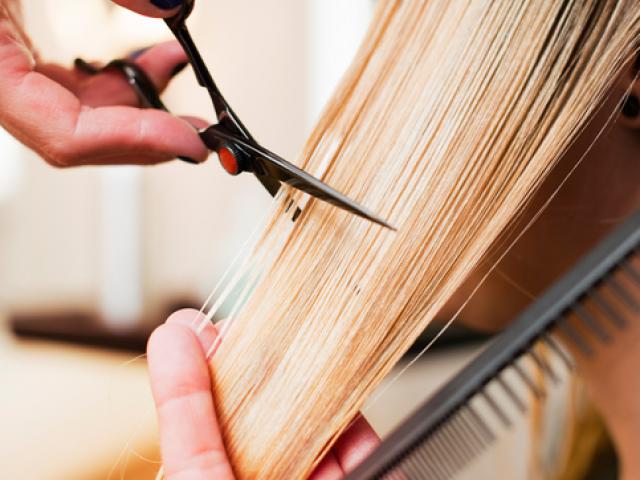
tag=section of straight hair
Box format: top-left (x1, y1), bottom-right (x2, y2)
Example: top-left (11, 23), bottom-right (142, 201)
top-left (202, 1), bottom-right (640, 478)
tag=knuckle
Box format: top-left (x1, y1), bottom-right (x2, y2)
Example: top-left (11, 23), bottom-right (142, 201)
top-left (168, 449), bottom-right (233, 480)
top-left (41, 141), bottom-right (79, 168)
top-left (157, 388), bottom-right (211, 413)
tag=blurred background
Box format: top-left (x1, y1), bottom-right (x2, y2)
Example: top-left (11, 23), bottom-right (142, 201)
top-left (0, 0), bottom-right (374, 477)
top-left (0, 1), bottom-right (611, 479)
top-left (0, 0), bottom-right (375, 331)
top-left (0, 1), bottom-right (386, 478)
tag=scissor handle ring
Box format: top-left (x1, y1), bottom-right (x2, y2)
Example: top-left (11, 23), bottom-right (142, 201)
top-left (165, 0), bottom-right (195, 30)
top-left (74, 57), bottom-right (199, 165)
top-left (75, 58), bottom-right (166, 110)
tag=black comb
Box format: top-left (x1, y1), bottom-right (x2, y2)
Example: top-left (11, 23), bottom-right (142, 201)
top-left (347, 209), bottom-right (640, 480)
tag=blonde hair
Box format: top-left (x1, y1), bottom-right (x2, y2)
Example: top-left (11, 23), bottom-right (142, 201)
top-left (199, 1), bottom-right (640, 478)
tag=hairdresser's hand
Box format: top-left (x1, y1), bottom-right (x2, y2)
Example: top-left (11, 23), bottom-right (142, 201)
top-left (0, 9), bottom-right (208, 166)
top-left (148, 309), bottom-right (380, 480)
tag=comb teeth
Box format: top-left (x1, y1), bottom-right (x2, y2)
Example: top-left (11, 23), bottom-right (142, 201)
top-left (607, 275), bottom-right (639, 312)
top-left (588, 288), bottom-right (628, 329)
top-left (573, 301), bottom-right (612, 343)
top-left (543, 334), bottom-right (576, 370)
top-left (557, 316), bottom-right (594, 356)
top-left (382, 407), bottom-right (496, 480)
top-left (346, 212), bottom-right (640, 480)
top-left (557, 256), bottom-right (639, 359)
top-left (513, 359), bottom-right (546, 399)
top-left (621, 259), bottom-right (640, 284)
top-left (497, 374), bottom-right (527, 413)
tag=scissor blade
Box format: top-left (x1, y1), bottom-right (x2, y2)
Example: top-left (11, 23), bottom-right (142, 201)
top-left (255, 172), bottom-right (281, 197)
top-left (200, 126), bottom-right (395, 230)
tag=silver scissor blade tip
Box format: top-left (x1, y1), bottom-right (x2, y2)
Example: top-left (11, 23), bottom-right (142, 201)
top-left (382, 220), bottom-right (398, 231)
top-left (349, 205), bottom-right (396, 230)
top-left (368, 215), bottom-right (397, 231)
top-left (203, 128), bottom-right (398, 230)
top-left (330, 196), bottom-right (396, 231)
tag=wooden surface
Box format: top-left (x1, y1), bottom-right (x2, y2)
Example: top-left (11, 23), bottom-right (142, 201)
top-left (1, 322), bottom-right (563, 480)
top-left (0, 320), bottom-right (482, 480)
top-left (0, 323), bottom-right (160, 480)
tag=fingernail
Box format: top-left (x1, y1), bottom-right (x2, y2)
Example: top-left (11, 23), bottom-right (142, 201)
top-left (150, 0), bottom-right (184, 9)
top-left (170, 61), bottom-right (189, 78)
top-left (178, 155), bottom-right (199, 164)
top-left (128, 46), bottom-right (153, 60)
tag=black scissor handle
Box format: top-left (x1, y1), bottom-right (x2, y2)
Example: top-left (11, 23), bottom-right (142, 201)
top-left (75, 58), bottom-right (167, 110)
top-left (162, 1), bottom-right (254, 142)
top-left (160, 2), bottom-right (394, 229)
top-left (74, 57), bottom-right (199, 164)
top-left (164, 0), bottom-right (195, 30)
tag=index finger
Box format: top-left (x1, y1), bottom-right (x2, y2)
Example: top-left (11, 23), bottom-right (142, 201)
top-left (332, 415), bottom-right (380, 473)
top-left (0, 27), bottom-right (208, 166)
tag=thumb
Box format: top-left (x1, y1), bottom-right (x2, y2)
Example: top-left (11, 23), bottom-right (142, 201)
top-left (147, 315), bottom-right (235, 480)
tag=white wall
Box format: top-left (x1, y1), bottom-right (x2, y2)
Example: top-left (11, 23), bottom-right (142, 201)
top-left (307, 0), bottom-right (375, 127)
top-left (0, 0), bottom-right (375, 325)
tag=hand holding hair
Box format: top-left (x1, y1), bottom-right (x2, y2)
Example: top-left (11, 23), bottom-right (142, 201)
top-left (147, 310), bottom-right (380, 480)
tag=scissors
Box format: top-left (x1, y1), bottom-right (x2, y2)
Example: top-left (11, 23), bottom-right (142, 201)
top-left (76, 0), bottom-right (393, 230)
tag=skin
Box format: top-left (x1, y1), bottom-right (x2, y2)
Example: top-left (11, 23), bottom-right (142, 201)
top-left (0, 1), bottom-right (377, 477)
top-left (129, 14), bottom-right (634, 477)
top-left (147, 75), bottom-right (638, 478)
top-left (147, 310), bottom-right (380, 480)
top-left (442, 66), bottom-right (640, 332)
top-left (440, 62), bottom-right (640, 478)
top-left (0, 0), bottom-right (209, 167)
top-left (2, 0), bottom-right (636, 477)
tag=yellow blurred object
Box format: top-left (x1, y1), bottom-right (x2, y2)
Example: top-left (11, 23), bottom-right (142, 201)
top-left (0, 322), bottom-right (159, 480)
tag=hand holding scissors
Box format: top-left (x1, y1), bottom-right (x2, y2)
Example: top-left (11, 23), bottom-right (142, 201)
top-left (79, 0), bottom-right (394, 229)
